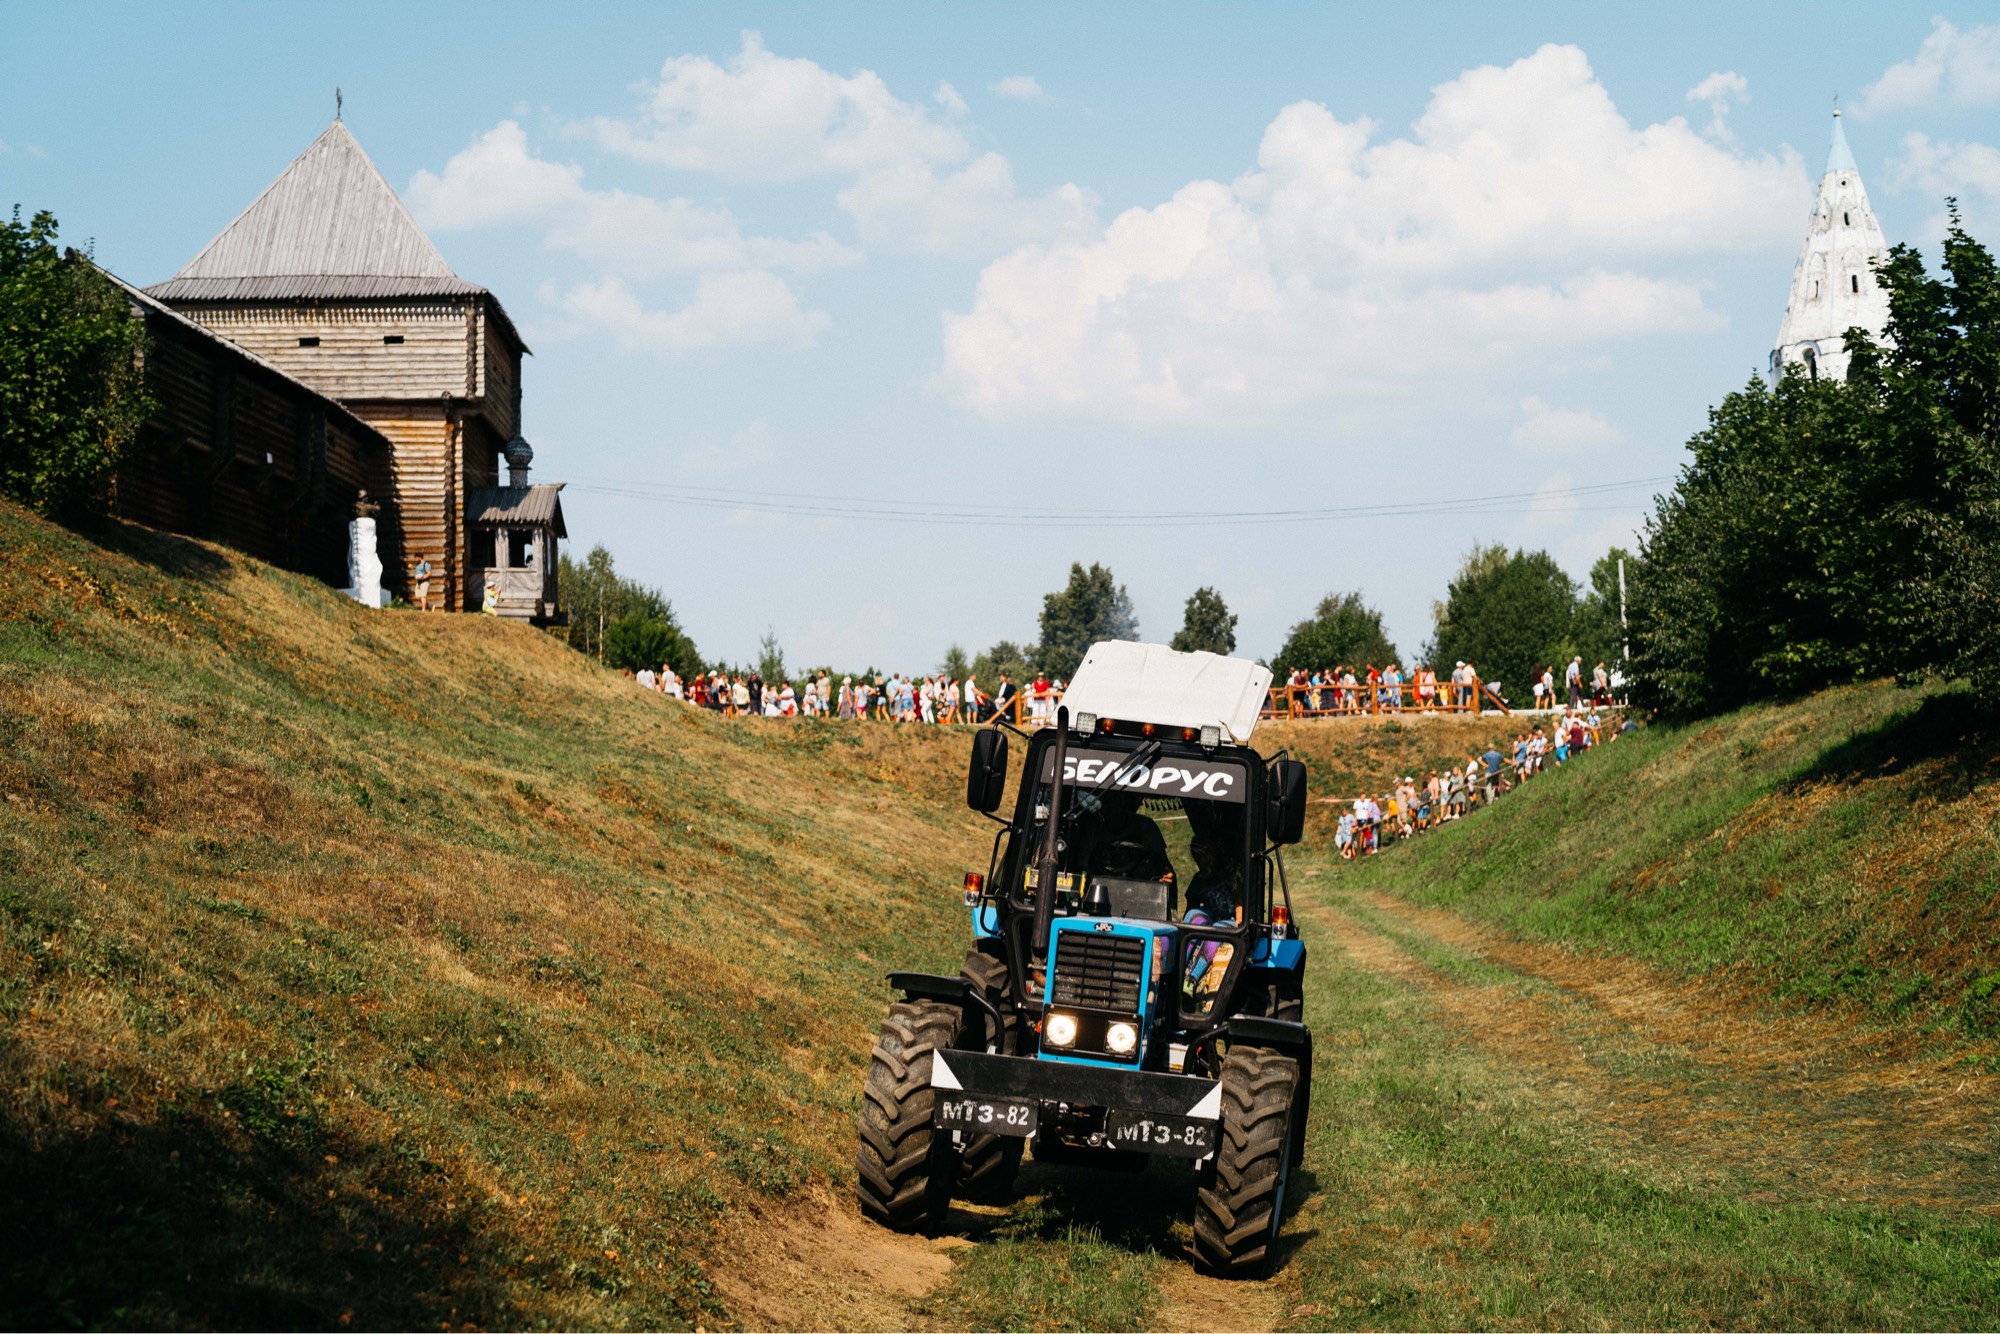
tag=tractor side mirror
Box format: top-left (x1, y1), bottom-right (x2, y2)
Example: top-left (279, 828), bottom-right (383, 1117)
top-left (1269, 759), bottom-right (1308, 845)
top-left (967, 729), bottom-right (1009, 813)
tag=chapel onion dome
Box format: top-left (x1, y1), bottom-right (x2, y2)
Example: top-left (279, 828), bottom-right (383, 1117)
top-left (504, 434), bottom-right (534, 484)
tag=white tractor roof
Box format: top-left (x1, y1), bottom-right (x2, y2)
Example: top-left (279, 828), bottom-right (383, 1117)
top-left (1059, 641), bottom-right (1272, 745)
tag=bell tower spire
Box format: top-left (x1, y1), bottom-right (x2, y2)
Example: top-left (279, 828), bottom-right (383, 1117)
top-left (1771, 109), bottom-right (1891, 382)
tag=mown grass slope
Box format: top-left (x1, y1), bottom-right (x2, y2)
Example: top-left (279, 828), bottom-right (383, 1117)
top-left (0, 502), bottom-right (991, 1329)
top-left (1346, 680), bottom-right (2000, 1052)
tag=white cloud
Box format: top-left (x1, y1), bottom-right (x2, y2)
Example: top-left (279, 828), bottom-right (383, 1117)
top-left (1858, 19), bottom-right (2000, 116)
top-left (992, 74), bottom-right (1045, 101)
top-left (1686, 70), bottom-right (1749, 142)
top-left (552, 273), bottom-right (827, 355)
top-left (1511, 396), bottom-right (1621, 454)
top-left (410, 121), bottom-right (857, 278)
top-left (1890, 130), bottom-right (2000, 238)
top-left (411, 121), bottom-right (846, 355)
top-left (589, 33), bottom-right (1095, 258)
top-left (939, 45), bottom-right (1790, 424)
top-left (680, 420), bottom-right (775, 475)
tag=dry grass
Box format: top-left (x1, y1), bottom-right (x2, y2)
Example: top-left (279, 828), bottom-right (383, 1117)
top-left (0, 503), bottom-right (989, 1329)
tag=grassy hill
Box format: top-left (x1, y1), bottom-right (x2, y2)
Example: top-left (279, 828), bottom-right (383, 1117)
top-left (1342, 679), bottom-right (2000, 1055)
top-left (8, 498), bottom-right (1994, 1330)
top-left (0, 503), bottom-right (1005, 1328)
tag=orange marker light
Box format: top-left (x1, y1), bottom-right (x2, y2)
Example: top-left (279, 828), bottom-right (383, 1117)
top-left (1273, 905), bottom-right (1291, 928)
top-left (1141, 723), bottom-right (1155, 738)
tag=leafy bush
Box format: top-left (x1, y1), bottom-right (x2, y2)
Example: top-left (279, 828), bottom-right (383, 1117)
top-left (0, 209), bottom-right (153, 518)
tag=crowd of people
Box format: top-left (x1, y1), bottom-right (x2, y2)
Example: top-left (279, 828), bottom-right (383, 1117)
top-left (626, 664), bottom-right (1069, 724)
top-left (1278, 655), bottom-right (1617, 715)
top-left (1334, 705), bottom-right (1636, 858)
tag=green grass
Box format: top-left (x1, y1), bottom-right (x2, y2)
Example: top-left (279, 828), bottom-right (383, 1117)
top-left (1335, 682), bottom-right (2000, 1046)
top-left (1279, 886), bottom-right (2000, 1330)
top-left (0, 504), bottom-right (990, 1329)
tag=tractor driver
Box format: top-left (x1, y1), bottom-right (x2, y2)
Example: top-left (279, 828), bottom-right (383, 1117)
top-left (1184, 834), bottom-right (1244, 926)
top-left (1074, 790), bottom-right (1175, 884)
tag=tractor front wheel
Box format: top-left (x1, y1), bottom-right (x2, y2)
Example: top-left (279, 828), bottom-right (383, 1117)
top-left (1191, 1046), bottom-right (1301, 1277)
top-left (855, 1000), bottom-right (962, 1232)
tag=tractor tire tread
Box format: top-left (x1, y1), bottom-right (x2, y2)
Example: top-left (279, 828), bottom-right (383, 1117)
top-left (1191, 1046), bottom-right (1300, 1279)
top-left (855, 1001), bottom-right (961, 1232)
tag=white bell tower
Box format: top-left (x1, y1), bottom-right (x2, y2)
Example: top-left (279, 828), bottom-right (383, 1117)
top-left (1771, 110), bottom-right (1892, 383)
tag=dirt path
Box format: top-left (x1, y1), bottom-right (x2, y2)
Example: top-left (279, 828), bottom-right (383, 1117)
top-left (710, 889), bottom-right (1997, 1330)
top-left (706, 1189), bottom-right (967, 1331)
top-left (1310, 886), bottom-right (2000, 1214)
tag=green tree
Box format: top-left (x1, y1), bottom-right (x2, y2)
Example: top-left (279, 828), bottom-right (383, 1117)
top-left (1270, 591), bottom-right (1397, 678)
top-left (1170, 586), bottom-right (1238, 655)
top-left (1628, 213), bottom-right (2000, 714)
top-left (556, 543), bottom-right (700, 674)
top-left (939, 643), bottom-right (970, 681)
top-left (972, 639), bottom-right (1033, 688)
top-left (1034, 562), bottom-right (1138, 678)
top-left (1424, 546), bottom-right (1579, 700)
top-left (604, 614), bottom-right (699, 676)
top-left (0, 209), bottom-right (153, 518)
top-left (755, 629), bottom-right (786, 684)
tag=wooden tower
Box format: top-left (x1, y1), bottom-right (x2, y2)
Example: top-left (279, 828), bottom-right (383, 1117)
top-left (146, 119), bottom-right (530, 611)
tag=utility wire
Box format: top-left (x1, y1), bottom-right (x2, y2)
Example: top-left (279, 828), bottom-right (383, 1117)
top-left (562, 474), bottom-right (1672, 530)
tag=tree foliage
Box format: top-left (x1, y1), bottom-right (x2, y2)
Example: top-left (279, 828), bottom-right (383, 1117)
top-left (1034, 562), bottom-right (1138, 678)
top-left (1170, 586), bottom-right (1238, 655)
top-left (1423, 547), bottom-right (1581, 697)
top-left (557, 544), bottom-right (701, 676)
top-left (0, 209), bottom-right (153, 518)
top-left (939, 643), bottom-right (970, 681)
top-left (1270, 591), bottom-right (1398, 678)
top-left (971, 639), bottom-right (1032, 688)
top-left (1629, 215), bottom-right (2000, 714)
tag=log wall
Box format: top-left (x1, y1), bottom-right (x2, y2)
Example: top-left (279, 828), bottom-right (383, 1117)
top-left (115, 311), bottom-right (390, 586)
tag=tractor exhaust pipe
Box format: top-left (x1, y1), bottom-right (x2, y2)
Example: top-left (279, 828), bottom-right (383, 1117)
top-left (1032, 705), bottom-right (1068, 957)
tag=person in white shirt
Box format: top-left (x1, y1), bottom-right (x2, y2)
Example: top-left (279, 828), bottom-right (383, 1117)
top-left (636, 668), bottom-right (656, 690)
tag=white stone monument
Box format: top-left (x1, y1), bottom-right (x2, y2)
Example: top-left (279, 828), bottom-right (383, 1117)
top-left (344, 491), bottom-right (389, 608)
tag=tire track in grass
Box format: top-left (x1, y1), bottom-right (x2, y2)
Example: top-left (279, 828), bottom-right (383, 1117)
top-left (1276, 879), bottom-right (2000, 1329)
top-left (1333, 887), bottom-right (2000, 1214)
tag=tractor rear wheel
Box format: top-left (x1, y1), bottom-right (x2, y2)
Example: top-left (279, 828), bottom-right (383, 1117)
top-left (955, 947), bottom-right (1025, 1200)
top-left (855, 1000), bottom-right (961, 1232)
top-left (1192, 1046), bottom-right (1301, 1278)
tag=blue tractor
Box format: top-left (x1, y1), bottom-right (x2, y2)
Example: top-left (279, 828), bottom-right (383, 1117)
top-left (856, 643), bottom-right (1311, 1276)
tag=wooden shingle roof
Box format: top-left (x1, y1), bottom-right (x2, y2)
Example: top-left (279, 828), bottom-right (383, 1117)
top-left (146, 120), bottom-right (486, 303)
top-left (467, 484), bottom-right (567, 538)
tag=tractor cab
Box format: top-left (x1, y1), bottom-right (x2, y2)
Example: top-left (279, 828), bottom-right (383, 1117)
top-left (858, 642), bottom-right (1313, 1277)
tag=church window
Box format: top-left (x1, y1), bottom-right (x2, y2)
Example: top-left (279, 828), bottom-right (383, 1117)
top-left (1851, 274), bottom-right (1859, 293)
top-left (382, 334), bottom-right (404, 345)
top-left (1843, 211), bottom-right (1850, 225)
top-left (1802, 346), bottom-right (1818, 379)
top-left (297, 336), bottom-right (319, 347)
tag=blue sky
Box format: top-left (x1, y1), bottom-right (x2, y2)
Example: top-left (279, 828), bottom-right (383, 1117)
top-left (7, 3), bottom-right (2000, 676)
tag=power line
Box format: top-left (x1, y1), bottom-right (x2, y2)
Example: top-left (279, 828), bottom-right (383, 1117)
top-left (562, 474), bottom-right (1672, 530)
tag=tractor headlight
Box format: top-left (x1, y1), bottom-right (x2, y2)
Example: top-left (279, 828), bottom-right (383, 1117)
top-left (1105, 1021), bottom-right (1138, 1055)
top-left (1044, 1013), bottom-right (1078, 1047)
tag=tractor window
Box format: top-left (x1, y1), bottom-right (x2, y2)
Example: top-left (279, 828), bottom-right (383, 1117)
top-left (1017, 744), bottom-right (1252, 929)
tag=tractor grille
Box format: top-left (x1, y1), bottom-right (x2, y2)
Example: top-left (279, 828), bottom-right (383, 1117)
top-left (1049, 932), bottom-right (1146, 1013)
